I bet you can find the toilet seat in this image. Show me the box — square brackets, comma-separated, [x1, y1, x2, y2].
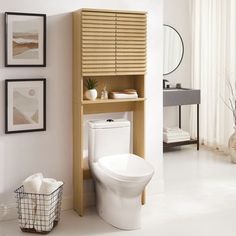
[97, 154, 154, 182]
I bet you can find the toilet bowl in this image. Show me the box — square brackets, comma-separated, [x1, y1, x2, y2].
[88, 119, 154, 230]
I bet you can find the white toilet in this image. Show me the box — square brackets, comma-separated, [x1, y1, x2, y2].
[88, 119, 154, 230]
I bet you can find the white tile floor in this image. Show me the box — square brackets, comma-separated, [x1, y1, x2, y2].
[1, 146, 236, 236]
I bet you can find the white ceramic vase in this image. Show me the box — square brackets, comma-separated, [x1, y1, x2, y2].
[85, 89, 97, 101]
[228, 128, 236, 163]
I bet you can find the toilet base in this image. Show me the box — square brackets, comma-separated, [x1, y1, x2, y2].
[96, 183, 141, 230]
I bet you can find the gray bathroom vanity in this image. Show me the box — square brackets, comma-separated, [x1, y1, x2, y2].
[163, 88, 201, 150]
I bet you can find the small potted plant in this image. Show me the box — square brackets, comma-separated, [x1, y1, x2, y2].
[85, 78, 98, 101]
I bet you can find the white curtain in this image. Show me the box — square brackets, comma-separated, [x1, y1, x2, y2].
[190, 0, 236, 150]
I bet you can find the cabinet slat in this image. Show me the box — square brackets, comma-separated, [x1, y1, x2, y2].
[82, 19, 115, 25]
[82, 72, 116, 76]
[116, 13, 146, 18]
[83, 60, 115, 65]
[116, 25, 146, 30]
[116, 37, 146, 41]
[83, 48, 115, 52]
[116, 60, 146, 64]
[83, 52, 116, 56]
[116, 48, 145, 52]
[116, 52, 146, 56]
[83, 28, 115, 33]
[116, 16, 146, 22]
[82, 56, 116, 60]
[82, 24, 115, 29]
[82, 11, 116, 17]
[116, 29, 146, 34]
[83, 32, 116, 36]
[115, 71, 145, 75]
[117, 68, 145, 72]
[116, 45, 146, 51]
[116, 20, 146, 25]
[116, 64, 146, 68]
[83, 68, 115, 72]
[82, 40, 115, 44]
[116, 56, 146, 60]
[116, 33, 146, 37]
[83, 36, 115, 41]
[82, 16, 116, 21]
[83, 44, 115, 48]
[116, 41, 146, 45]
[83, 64, 115, 68]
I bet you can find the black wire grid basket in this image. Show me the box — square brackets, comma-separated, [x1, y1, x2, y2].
[15, 185, 63, 234]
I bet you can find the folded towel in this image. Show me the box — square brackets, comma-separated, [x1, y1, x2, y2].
[164, 133, 190, 138]
[163, 132, 190, 140]
[19, 197, 36, 229]
[163, 127, 180, 132]
[163, 137, 191, 143]
[23, 173, 43, 194]
[109, 92, 138, 99]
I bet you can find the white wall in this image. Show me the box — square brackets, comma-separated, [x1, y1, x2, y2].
[163, 0, 191, 131]
[0, 0, 163, 220]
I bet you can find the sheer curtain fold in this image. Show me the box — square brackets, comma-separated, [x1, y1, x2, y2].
[190, 0, 236, 150]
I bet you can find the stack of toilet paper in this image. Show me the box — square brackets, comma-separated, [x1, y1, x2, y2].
[20, 173, 63, 232]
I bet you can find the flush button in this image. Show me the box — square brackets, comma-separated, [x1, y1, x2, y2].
[106, 119, 114, 122]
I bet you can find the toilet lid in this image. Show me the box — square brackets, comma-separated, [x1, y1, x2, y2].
[98, 154, 154, 181]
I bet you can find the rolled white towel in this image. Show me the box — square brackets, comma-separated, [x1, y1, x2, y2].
[19, 197, 36, 229]
[23, 173, 43, 194]
[39, 178, 59, 195]
[34, 179, 63, 232]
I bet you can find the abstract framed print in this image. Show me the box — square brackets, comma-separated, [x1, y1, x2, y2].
[5, 12, 46, 67]
[5, 79, 46, 133]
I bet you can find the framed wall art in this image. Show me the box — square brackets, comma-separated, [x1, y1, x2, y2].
[5, 79, 46, 133]
[5, 12, 46, 67]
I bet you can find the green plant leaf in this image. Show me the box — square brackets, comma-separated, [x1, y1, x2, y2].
[85, 78, 98, 90]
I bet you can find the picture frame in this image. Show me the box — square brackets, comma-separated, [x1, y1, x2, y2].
[5, 12, 46, 67]
[5, 79, 46, 133]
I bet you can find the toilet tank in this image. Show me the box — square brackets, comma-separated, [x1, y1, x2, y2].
[88, 119, 130, 163]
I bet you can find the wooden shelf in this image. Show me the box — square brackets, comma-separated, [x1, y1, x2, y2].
[163, 139, 198, 149]
[82, 98, 145, 104]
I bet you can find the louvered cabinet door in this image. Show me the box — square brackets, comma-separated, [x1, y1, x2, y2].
[82, 11, 116, 76]
[116, 13, 146, 75]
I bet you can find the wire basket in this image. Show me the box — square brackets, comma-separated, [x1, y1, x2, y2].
[15, 185, 63, 234]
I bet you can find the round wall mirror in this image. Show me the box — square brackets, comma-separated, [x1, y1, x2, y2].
[163, 25, 184, 75]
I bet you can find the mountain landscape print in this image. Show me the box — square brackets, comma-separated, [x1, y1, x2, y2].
[5, 79, 46, 133]
[5, 13, 46, 66]
[12, 19, 39, 59]
[13, 88, 39, 125]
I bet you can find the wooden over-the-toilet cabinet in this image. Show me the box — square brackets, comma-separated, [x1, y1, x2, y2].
[73, 8, 147, 216]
